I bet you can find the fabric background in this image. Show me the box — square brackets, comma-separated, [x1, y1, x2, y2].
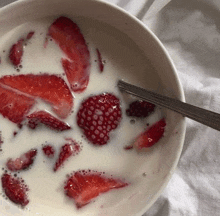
[1, 0, 220, 215]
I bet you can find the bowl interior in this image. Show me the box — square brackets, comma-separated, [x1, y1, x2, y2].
[0, 0, 186, 216]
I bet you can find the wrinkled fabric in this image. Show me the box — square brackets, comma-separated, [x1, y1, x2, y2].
[1, 0, 220, 215]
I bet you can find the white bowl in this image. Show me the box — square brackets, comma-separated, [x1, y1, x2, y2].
[0, 0, 186, 215]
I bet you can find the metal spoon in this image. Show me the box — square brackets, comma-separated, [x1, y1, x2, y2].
[117, 80, 220, 131]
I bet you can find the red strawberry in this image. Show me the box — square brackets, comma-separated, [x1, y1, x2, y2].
[27, 111, 71, 131]
[0, 83, 35, 124]
[26, 31, 35, 40]
[54, 138, 81, 171]
[64, 170, 128, 208]
[9, 39, 24, 67]
[48, 16, 90, 92]
[96, 48, 104, 72]
[126, 100, 155, 118]
[42, 145, 55, 158]
[0, 74, 73, 118]
[77, 93, 122, 145]
[134, 118, 166, 150]
[1, 173, 29, 206]
[6, 149, 37, 172]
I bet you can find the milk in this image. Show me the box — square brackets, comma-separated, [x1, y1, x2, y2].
[0, 16, 162, 216]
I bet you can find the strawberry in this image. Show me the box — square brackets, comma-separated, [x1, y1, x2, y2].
[134, 118, 166, 150]
[77, 93, 122, 145]
[26, 31, 35, 40]
[6, 149, 38, 172]
[48, 16, 91, 92]
[9, 39, 24, 67]
[64, 170, 128, 208]
[1, 173, 29, 206]
[54, 138, 81, 171]
[0, 74, 73, 118]
[42, 145, 55, 158]
[27, 111, 71, 131]
[96, 48, 104, 72]
[0, 83, 35, 124]
[126, 100, 155, 118]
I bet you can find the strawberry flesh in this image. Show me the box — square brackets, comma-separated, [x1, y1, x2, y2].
[6, 149, 37, 172]
[42, 145, 55, 158]
[0, 83, 35, 124]
[27, 111, 71, 131]
[64, 170, 128, 208]
[0, 74, 73, 119]
[77, 93, 122, 145]
[48, 16, 90, 92]
[9, 39, 24, 67]
[1, 173, 29, 206]
[126, 100, 155, 118]
[54, 138, 81, 171]
[26, 31, 35, 40]
[134, 118, 166, 150]
[96, 49, 104, 72]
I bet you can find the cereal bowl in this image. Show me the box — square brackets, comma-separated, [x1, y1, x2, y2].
[0, 0, 186, 215]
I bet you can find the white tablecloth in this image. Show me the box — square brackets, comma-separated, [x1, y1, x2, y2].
[1, 0, 220, 215]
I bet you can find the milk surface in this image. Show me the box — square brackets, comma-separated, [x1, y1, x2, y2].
[0, 16, 163, 215]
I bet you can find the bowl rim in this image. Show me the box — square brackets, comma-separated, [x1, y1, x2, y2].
[0, 0, 186, 215]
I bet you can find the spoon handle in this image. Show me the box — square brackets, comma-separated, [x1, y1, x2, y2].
[118, 80, 220, 131]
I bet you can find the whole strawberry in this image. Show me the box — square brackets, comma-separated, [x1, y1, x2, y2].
[77, 93, 122, 145]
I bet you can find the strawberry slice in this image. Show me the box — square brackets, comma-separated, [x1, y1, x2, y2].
[6, 149, 37, 172]
[0, 74, 73, 118]
[1, 173, 29, 206]
[77, 93, 122, 145]
[48, 16, 90, 92]
[0, 83, 35, 124]
[26, 31, 35, 40]
[42, 145, 55, 158]
[9, 39, 24, 67]
[27, 111, 71, 131]
[64, 170, 128, 208]
[126, 100, 155, 118]
[54, 138, 81, 171]
[134, 118, 166, 150]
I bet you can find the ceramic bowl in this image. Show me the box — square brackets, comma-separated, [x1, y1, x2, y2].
[0, 0, 186, 215]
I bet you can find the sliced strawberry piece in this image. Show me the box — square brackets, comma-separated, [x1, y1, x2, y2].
[9, 39, 24, 67]
[0, 74, 73, 118]
[134, 118, 166, 150]
[42, 145, 55, 158]
[61, 58, 89, 93]
[124, 145, 133, 150]
[77, 93, 122, 145]
[26, 31, 35, 40]
[48, 16, 90, 92]
[27, 111, 71, 131]
[1, 173, 29, 206]
[64, 170, 128, 208]
[96, 49, 104, 72]
[0, 83, 35, 124]
[126, 100, 155, 118]
[54, 138, 81, 171]
[6, 149, 37, 172]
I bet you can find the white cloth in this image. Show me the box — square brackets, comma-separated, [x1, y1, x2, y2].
[1, 0, 220, 215]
